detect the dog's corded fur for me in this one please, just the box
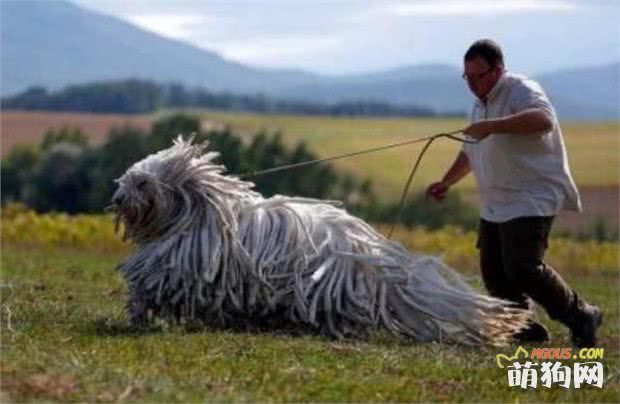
[111,137,529,345]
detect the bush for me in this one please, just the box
[30,142,90,213]
[41,127,89,150]
[1,144,40,204]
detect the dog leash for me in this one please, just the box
[236,129,478,238]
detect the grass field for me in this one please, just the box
[1,210,619,402]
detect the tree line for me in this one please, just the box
[1,79,437,117]
[1,114,478,230]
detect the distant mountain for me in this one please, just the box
[274,64,471,113]
[1,0,618,120]
[0,0,323,96]
[536,63,619,120]
[274,63,620,120]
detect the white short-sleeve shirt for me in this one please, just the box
[461,72,582,223]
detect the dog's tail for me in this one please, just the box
[377,255,530,345]
[297,248,531,346]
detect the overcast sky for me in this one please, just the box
[72,0,620,76]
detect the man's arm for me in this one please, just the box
[442,151,471,185]
[463,108,553,140]
[426,151,471,201]
[487,108,553,134]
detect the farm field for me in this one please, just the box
[1,209,618,402]
[0,110,153,157]
[1,109,618,233]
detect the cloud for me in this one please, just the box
[127,13,217,39]
[73,0,615,75]
[206,34,343,66]
[386,0,579,16]
[121,9,346,70]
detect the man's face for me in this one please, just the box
[463,57,503,101]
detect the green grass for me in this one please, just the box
[161,109,619,200]
[2,245,618,402]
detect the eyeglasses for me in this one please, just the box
[462,68,493,82]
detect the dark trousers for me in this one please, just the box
[477,216,578,325]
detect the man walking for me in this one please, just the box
[426,39,602,346]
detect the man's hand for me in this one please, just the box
[462,120,495,140]
[426,180,450,202]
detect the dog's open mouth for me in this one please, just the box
[106,203,136,234]
[109,202,155,238]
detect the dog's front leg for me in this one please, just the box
[127,283,149,327]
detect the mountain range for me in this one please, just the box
[1,0,618,120]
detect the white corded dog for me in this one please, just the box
[110,137,530,345]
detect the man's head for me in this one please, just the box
[463,39,505,101]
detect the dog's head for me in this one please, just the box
[109,136,212,242]
[109,136,256,243]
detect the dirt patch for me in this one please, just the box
[3,373,77,401]
[1,110,154,156]
[461,186,619,235]
[421,379,466,400]
[556,186,619,234]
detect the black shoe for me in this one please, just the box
[514,321,550,343]
[570,303,603,348]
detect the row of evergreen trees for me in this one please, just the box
[1,114,478,230]
[1,80,437,117]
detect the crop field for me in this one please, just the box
[0,110,154,157]
[1,208,618,402]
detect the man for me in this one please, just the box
[426,39,602,347]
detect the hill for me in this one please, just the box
[0,0,321,96]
